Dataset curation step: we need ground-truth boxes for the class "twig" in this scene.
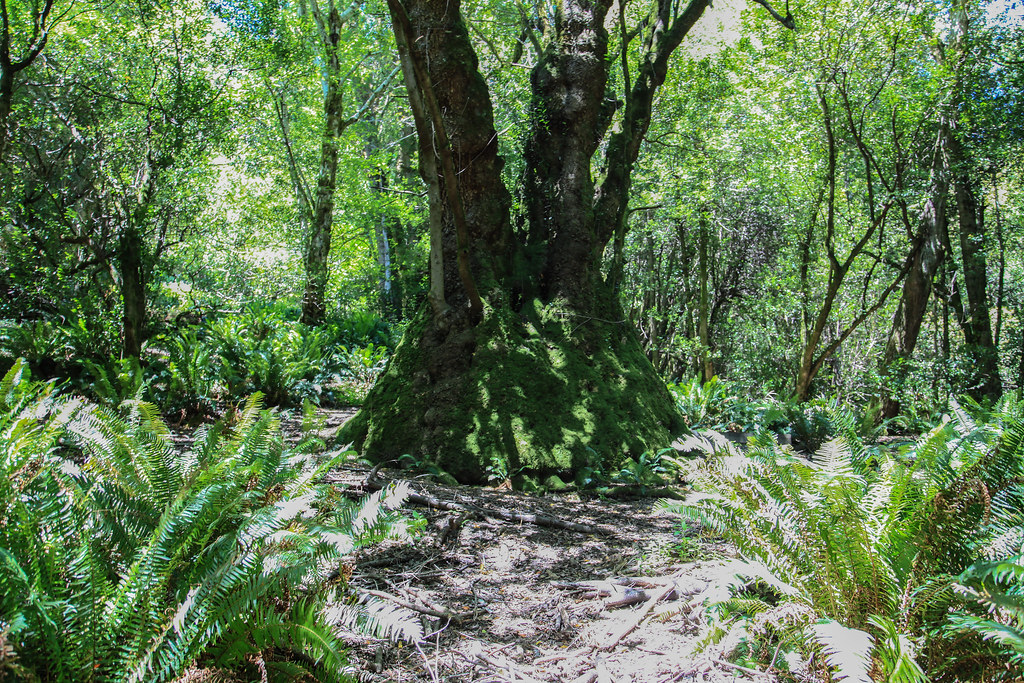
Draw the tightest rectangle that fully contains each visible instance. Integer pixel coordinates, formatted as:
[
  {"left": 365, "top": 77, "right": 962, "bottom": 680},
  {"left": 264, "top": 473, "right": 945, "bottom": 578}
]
[
  {"left": 713, "top": 658, "right": 773, "bottom": 679},
  {"left": 414, "top": 640, "right": 440, "bottom": 683},
  {"left": 533, "top": 646, "right": 593, "bottom": 665},
  {"left": 362, "top": 588, "right": 465, "bottom": 624}
]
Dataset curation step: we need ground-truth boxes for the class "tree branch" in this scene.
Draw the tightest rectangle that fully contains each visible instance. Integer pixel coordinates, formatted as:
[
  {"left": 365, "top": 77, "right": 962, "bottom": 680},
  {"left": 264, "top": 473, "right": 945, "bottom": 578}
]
[{"left": 751, "top": 0, "right": 795, "bottom": 29}]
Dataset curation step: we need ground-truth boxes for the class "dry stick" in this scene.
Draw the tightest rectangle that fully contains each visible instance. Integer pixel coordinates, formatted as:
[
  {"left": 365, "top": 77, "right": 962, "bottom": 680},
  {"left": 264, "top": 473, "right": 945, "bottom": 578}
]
[
  {"left": 712, "top": 658, "right": 773, "bottom": 679},
  {"left": 599, "top": 577, "right": 681, "bottom": 651},
  {"left": 364, "top": 471, "right": 610, "bottom": 535},
  {"left": 362, "top": 588, "right": 465, "bottom": 624},
  {"left": 533, "top": 646, "right": 593, "bottom": 665},
  {"left": 414, "top": 640, "right": 441, "bottom": 683}
]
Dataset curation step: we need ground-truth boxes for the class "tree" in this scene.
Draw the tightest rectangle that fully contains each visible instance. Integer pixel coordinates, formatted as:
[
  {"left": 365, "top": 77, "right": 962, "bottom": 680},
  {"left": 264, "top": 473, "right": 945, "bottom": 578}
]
[
  {"left": 0, "top": 0, "right": 231, "bottom": 359},
  {"left": 930, "top": 0, "right": 1010, "bottom": 403},
  {"left": 342, "top": 0, "right": 794, "bottom": 483},
  {"left": 0, "top": 0, "right": 57, "bottom": 159}
]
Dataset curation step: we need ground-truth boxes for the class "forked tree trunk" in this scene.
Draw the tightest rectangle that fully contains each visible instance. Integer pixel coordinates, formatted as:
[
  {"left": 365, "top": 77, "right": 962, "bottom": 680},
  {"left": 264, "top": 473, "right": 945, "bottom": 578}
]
[{"left": 341, "top": 0, "right": 726, "bottom": 483}]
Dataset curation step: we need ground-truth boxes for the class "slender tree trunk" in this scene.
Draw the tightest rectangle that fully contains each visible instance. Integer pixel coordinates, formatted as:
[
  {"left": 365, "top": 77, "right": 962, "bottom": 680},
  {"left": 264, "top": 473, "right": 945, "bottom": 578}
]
[
  {"left": 795, "top": 84, "right": 908, "bottom": 402},
  {"left": 120, "top": 225, "right": 145, "bottom": 359},
  {"left": 0, "top": 70, "right": 13, "bottom": 159},
  {"left": 697, "top": 213, "right": 713, "bottom": 382},
  {"left": 991, "top": 171, "right": 1005, "bottom": 350},
  {"left": 1018, "top": 328, "right": 1024, "bottom": 402},
  {"left": 879, "top": 144, "right": 948, "bottom": 419},
  {"left": 300, "top": 5, "right": 346, "bottom": 326}
]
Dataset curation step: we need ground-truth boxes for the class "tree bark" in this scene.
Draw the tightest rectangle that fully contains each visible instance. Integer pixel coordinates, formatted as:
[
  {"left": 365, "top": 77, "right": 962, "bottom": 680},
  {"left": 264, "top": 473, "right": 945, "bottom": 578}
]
[
  {"left": 300, "top": 3, "right": 347, "bottom": 326},
  {"left": 879, "top": 140, "right": 948, "bottom": 420},
  {"left": 948, "top": 148, "right": 1001, "bottom": 401},
  {"left": 934, "top": 0, "right": 1002, "bottom": 402},
  {"left": 879, "top": 204, "right": 946, "bottom": 418},
  {"left": 119, "top": 225, "right": 146, "bottom": 359},
  {"left": 341, "top": 0, "right": 721, "bottom": 483},
  {"left": 0, "top": 0, "right": 56, "bottom": 159}
]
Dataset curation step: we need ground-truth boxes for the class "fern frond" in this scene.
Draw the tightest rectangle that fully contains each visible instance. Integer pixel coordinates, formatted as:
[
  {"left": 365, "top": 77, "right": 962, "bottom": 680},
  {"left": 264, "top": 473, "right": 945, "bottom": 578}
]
[
  {"left": 326, "top": 595, "right": 424, "bottom": 643},
  {"left": 868, "top": 615, "right": 928, "bottom": 683},
  {"left": 807, "top": 619, "right": 873, "bottom": 683}
]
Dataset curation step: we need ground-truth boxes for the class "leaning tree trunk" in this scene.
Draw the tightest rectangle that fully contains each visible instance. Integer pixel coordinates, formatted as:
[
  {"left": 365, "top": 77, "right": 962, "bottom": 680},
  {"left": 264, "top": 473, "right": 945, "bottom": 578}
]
[
  {"left": 340, "top": 0, "right": 725, "bottom": 484},
  {"left": 879, "top": 144, "right": 948, "bottom": 420}
]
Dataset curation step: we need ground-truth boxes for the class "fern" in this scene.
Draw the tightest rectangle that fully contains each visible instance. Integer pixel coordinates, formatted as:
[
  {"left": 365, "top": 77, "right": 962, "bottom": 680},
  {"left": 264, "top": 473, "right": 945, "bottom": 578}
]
[
  {"left": 666, "top": 407, "right": 1024, "bottom": 680},
  {"left": 0, "top": 365, "right": 410, "bottom": 682}
]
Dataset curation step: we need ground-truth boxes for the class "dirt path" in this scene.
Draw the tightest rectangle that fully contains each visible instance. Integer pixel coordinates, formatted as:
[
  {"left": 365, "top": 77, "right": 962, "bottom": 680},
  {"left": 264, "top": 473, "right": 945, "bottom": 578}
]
[{"left": 326, "top": 466, "right": 792, "bottom": 683}]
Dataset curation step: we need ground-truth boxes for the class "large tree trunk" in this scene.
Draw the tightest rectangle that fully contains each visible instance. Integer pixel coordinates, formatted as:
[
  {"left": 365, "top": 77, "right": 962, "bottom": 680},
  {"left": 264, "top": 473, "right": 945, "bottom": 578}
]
[
  {"left": 341, "top": 0, "right": 710, "bottom": 484},
  {"left": 879, "top": 145, "right": 948, "bottom": 420},
  {"left": 933, "top": 0, "right": 1002, "bottom": 403},
  {"left": 947, "top": 149, "right": 1002, "bottom": 401}
]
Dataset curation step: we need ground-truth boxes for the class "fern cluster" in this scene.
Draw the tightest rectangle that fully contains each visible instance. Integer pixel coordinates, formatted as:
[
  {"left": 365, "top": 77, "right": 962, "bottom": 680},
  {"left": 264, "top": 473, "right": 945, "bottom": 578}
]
[
  {"left": 667, "top": 400, "right": 1024, "bottom": 681},
  {"left": 0, "top": 359, "right": 409, "bottom": 682}
]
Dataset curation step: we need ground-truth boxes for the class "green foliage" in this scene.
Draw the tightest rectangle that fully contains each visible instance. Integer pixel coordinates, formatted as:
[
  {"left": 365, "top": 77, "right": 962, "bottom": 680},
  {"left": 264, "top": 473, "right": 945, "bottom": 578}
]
[
  {"left": 668, "top": 376, "right": 736, "bottom": 429},
  {"left": 664, "top": 520, "right": 702, "bottom": 562},
  {"left": 613, "top": 448, "right": 677, "bottom": 493},
  {"left": 667, "top": 377, "right": 791, "bottom": 434},
  {"left": 0, "top": 361, "right": 411, "bottom": 681},
  {"left": 77, "top": 356, "right": 147, "bottom": 407},
  {"left": 665, "top": 399, "right": 1024, "bottom": 679},
  {"left": 0, "top": 317, "right": 119, "bottom": 380},
  {"left": 945, "top": 557, "right": 1024, "bottom": 679},
  {"left": 157, "top": 328, "right": 221, "bottom": 417}
]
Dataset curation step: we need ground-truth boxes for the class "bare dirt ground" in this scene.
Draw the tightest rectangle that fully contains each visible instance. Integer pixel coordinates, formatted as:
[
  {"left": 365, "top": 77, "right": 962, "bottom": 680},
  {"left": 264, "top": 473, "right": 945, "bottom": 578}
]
[
  {"left": 320, "top": 463, "right": 789, "bottom": 683},
  {"left": 225, "top": 408, "right": 807, "bottom": 682}
]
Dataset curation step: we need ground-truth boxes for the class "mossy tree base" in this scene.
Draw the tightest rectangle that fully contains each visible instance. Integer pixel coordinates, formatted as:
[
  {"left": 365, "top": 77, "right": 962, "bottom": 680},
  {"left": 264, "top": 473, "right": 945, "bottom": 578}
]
[{"left": 340, "top": 296, "right": 684, "bottom": 485}]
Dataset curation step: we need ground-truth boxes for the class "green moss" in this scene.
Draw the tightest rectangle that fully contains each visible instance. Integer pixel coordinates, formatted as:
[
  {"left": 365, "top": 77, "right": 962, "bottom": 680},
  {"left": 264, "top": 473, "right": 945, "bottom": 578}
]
[{"left": 344, "top": 297, "right": 684, "bottom": 487}]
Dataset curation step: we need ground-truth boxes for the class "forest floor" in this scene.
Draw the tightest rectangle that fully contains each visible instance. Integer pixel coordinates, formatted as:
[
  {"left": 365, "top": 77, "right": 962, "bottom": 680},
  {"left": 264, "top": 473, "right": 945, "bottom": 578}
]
[{"left": 267, "top": 409, "right": 808, "bottom": 683}]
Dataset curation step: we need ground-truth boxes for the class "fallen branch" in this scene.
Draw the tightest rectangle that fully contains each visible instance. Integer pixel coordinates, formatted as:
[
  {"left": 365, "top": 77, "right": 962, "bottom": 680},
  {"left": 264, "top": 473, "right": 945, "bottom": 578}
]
[
  {"left": 604, "top": 587, "right": 654, "bottom": 609},
  {"left": 600, "top": 576, "right": 681, "bottom": 651},
  {"left": 713, "top": 658, "right": 773, "bottom": 679},
  {"left": 363, "top": 470, "right": 610, "bottom": 535}
]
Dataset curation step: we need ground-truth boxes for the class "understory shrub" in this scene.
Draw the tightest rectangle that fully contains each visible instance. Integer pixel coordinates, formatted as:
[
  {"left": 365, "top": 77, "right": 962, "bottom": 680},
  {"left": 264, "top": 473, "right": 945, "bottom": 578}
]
[
  {"left": 667, "top": 376, "right": 789, "bottom": 434},
  {"left": 665, "top": 398, "right": 1024, "bottom": 681},
  {"left": 0, "top": 359, "right": 413, "bottom": 682}
]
